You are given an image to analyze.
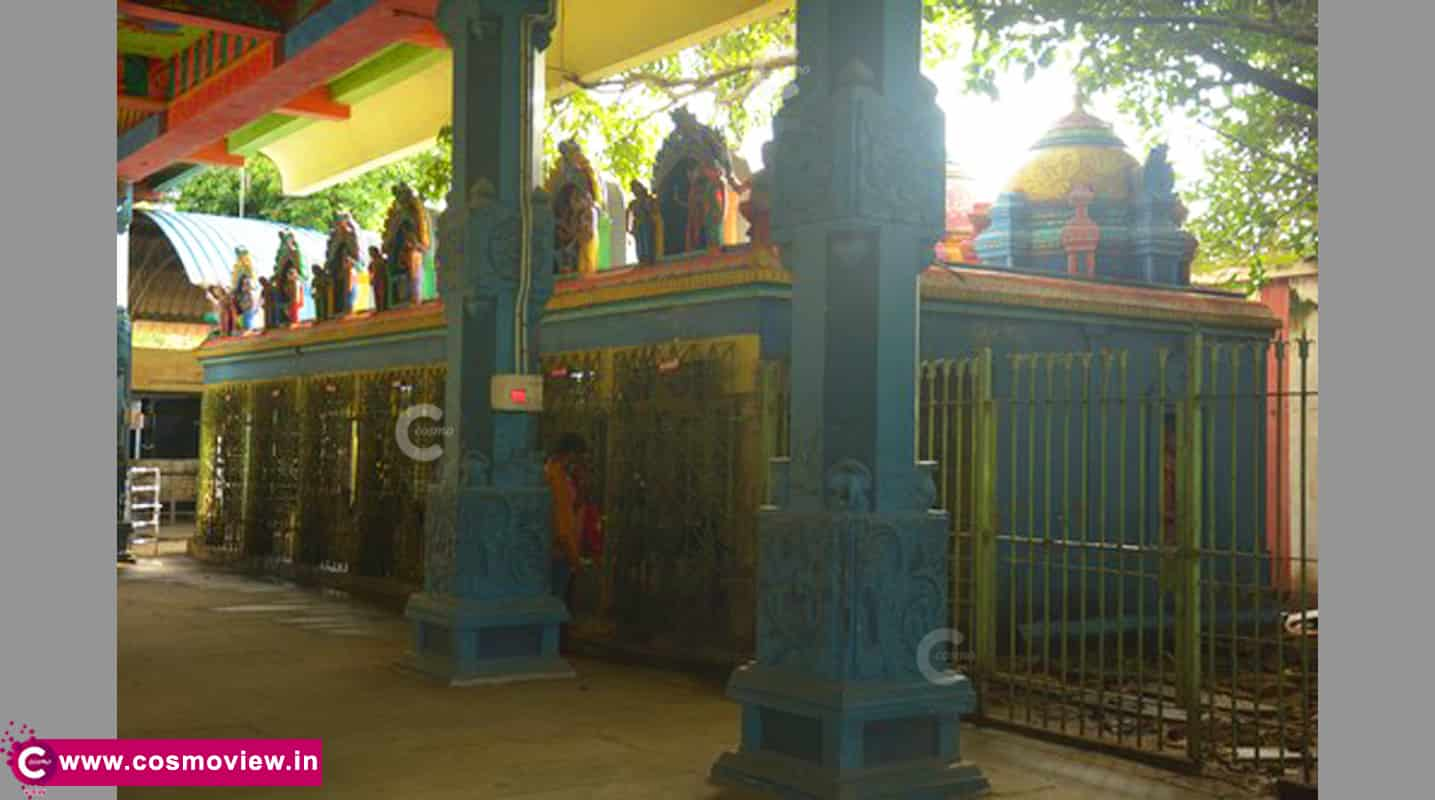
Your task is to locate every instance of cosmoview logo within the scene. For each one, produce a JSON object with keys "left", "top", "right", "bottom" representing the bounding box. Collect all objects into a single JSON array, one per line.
[
  {"left": 915, "top": 628, "right": 966, "bottom": 686},
  {"left": 395, "top": 404, "right": 449, "bottom": 462},
  {"left": 5, "top": 721, "right": 54, "bottom": 798},
  {"left": 15, "top": 743, "right": 56, "bottom": 784}
]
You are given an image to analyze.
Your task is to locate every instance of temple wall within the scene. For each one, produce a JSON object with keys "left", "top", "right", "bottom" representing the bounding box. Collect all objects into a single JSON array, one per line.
[{"left": 193, "top": 251, "right": 1279, "bottom": 665}]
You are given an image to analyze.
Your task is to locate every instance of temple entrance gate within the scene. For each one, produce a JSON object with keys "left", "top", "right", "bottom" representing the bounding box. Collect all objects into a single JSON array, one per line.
[{"left": 915, "top": 336, "right": 1317, "bottom": 783}]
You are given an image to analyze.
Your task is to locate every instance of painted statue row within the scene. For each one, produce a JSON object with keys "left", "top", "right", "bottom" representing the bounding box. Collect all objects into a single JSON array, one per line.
[
  {"left": 548, "top": 107, "right": 759, "bottom": 275},
  {"left": 204, "top": 183, "right": 434, "bottom": 338}
]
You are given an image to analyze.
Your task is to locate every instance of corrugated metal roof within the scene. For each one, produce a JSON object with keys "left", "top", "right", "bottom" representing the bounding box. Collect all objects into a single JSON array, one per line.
[{"left": 137, "top": 207, "right": 332, "bottom": 287}]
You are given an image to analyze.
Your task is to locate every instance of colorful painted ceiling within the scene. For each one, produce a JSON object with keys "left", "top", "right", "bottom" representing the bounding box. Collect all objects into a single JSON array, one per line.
[{"left": 117, "top": 0, "right": 790, "bottom": 198}]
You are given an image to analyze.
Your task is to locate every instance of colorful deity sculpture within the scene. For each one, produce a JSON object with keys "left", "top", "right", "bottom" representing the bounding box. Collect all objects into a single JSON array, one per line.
[
  {"left": 204, "top": 284, "right": 237, "bottom": 337},
  {"left": 653, "top": 107, "right": 735, "bottom": 258},
  {"left": 259, "top": 276, "right": 281, "bottom": 330},
  {"left": 738, "top": 148, "right": 771, "bottom": 247},
  {"left": 546, "top": 139, "right": 601, "bottom": 276},
  {"left": 274, "top": 230, "right": 307, "bottom": 325},
  {"left": 382, "top": 182, "right": 431, "bottom": 307},
  {"left": 684, "top": 158, "right": 726, "bottom": 254},
  {"left": 323, "top": 211, "right": 362, "bottom": 317},
  {"left": 368, "top": 245, "right": 387, "bottom": 313},
  {"left": 310, "top": 265, "right": 331, "bottom": 321},
  {"left": 229, "top": 246, "right": 263, "bottom": 331},
  {"left": 626, "top": 180, "right": 663, "bottom": 265}
]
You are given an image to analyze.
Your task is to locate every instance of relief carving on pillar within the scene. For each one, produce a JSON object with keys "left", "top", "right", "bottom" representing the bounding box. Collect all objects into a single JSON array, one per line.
[
  {"left": 755, "top": 515, "right": 837, "bottom": 677},
  {"left": 853, "top": 514, "right": 949, "bottom": 682},
  {"left": 771, "top": 60, "right": 944, "bottom": 236},
  {"left": 488, "top": 490, "right": 549, "bottom": 590},
  {"left": 770, "top": 103, "right": 833, "bottom": 234},
  {"left": 756, "top": 509, "right": 951, "bottom": 683},
  {"left": 423, "top": 480, "right": 459, "bottom": 596},
  {"left": 824, "top": 458, "right": 872, "bottom": 513},
  {"left": 851, "top": 80, "right": 946, "bottom": 231}
]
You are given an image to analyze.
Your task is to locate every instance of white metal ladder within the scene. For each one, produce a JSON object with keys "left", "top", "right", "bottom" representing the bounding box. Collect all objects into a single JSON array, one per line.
[{"left": 126, "top": 466, "right": 162, "bottom": 555}]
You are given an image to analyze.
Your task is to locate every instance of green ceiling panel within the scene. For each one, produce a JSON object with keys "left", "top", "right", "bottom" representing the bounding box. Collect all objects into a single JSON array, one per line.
[{"left": 118, "top": 17, "right": 209, "bottom": 59}]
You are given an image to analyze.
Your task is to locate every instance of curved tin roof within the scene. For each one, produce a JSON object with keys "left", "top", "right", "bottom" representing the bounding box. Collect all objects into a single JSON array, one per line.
[{"left": 136, "top": 207, "right": 346, "bottom": 287}]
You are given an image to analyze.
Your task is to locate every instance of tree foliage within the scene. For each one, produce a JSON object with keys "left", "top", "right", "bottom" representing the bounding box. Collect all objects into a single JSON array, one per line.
[
  {"left": 948, "top": 0, "right": 1318, "bottom": 275},
  {"left": 176, "top": 2, "right": 1317, "bottom": 284},
  {"left": 172, "top": 147, "right": 449, "bottom": 234}
]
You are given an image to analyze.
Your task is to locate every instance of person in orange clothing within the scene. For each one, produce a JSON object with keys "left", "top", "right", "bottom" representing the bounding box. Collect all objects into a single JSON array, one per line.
[{"left": 545, "top": 433, "right": 588, "bottom": 654}]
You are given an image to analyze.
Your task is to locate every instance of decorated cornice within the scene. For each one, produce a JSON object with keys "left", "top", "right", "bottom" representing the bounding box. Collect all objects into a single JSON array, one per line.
[
  {"left": 132, "top": 320, "right": 214, "bottom": 351},
  {"left": 921, "top": 266, "right": 1280, "bottom": 331},
  {"left": 197, "top": 302, "right": 445, "bottom": 361},
  {"left": 546, "top": 245, "right": 789, "bottom": 312},
  {"left": 196, "top": 249, "right": 1276, "bottom": 367}
]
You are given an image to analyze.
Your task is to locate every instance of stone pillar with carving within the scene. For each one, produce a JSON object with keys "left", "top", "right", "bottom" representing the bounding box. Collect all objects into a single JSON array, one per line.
[
  {"left": 401, "top": 0, "right": 572, "bottom": 686},
  {"left": 710, "top": 1, "right": 989, "bottom": 796}
]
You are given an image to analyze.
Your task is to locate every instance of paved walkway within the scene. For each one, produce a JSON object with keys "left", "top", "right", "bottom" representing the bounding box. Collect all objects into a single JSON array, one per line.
[{"left": 119, "top": 556, "right": 1264, "bottom": 799}]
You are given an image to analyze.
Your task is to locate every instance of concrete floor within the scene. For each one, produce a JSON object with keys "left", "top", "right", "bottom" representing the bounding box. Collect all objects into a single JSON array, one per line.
[{"left": 119, "top": 556, "right": 1263, "bottom": 799}]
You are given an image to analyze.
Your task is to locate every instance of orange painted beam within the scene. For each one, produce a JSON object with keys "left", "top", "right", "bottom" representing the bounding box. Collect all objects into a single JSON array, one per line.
[
  {"left": 403, "top": 23, "right": 450, "bottom": 49},
  {"left": 187, "top": 141, "right": 246, "bottom": 168},
  {"left": 119, "top": 94, "right": 168, "bottom": 114},
  {"left": 277, "top": 86, "right": 351, "bottom": 121},
  {"left": 119, "top": 0, "right": 441, "bottom": 183},
  {"left": 117, "top": 1, "right": 281, "bottom": 40}
]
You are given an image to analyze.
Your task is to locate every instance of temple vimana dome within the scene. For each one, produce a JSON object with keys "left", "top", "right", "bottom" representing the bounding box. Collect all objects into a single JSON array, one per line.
[{"left": 943, "top": 94, "right": 1198, "bottom": 287}]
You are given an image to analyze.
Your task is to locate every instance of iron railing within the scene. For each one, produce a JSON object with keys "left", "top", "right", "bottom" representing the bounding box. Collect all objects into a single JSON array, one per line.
[
  {"left": 196, "top": 365, "right": 444, "bottom": 587},
  {"left": 916, "top": 336, "right": 1317, "bottom": 783},
  {"left": 541, "top": 336, "right": 769, "bottom": 661}
]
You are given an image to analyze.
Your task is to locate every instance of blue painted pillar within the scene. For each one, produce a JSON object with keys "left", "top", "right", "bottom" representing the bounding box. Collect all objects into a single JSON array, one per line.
[
  {"left": 401, "top": 0, "right": 573, "bottom": 686},
  {"left": 711, "top": 1, "right": 989, "bottom": 796}
]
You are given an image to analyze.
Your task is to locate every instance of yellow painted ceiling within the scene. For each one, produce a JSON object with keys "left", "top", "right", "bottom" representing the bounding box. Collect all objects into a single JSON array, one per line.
[{"left": 266, "top": 0, "right": 790, "bottom": 195}]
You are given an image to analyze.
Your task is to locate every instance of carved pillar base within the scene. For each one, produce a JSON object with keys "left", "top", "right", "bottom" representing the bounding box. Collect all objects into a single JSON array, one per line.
[
  {"left": 400, "top": 483, "right": 573, "bottom": 686},
  {"left": 710, "top": 509, "right": 989, "bottom": 799},
  {"left": 401, "top": 591, "right": 573, "bottom": 686}
]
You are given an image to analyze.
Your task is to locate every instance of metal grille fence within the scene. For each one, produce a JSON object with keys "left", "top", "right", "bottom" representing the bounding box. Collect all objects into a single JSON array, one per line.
[
  {"left": 916, "top": 335, "right": 1317, "bottom": 784},
  {"left": 194, "top": 332, "right": 1316, "bottom": 782},
  {"left": 196, "top": 365, "right": 444, "bottom": 588},
  {"left": 542, "top": 337, "right": 769, "bottom": 660}
]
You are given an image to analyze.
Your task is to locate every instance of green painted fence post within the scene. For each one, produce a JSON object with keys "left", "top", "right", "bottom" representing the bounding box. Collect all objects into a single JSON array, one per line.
[
  {"left": 1177, "top": 332, "right": 1205, "bottom": 761},
  {"left": 974, "top": 348, "right": 998, "bottom": 685}
]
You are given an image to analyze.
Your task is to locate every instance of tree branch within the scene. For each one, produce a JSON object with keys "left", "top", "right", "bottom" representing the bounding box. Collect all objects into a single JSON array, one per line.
[
  {"left": 564, "top": 53, "right": 797, "bottom": 97},
  {"left": 1199, "top": 120, "right": 1316, "bottom": 181},
  {"left": 958, "top": 3, "right": 1318, "bottom": 46},
  {"left": 1190, "top": 44, "right": 1317, "bottom": 109}
]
